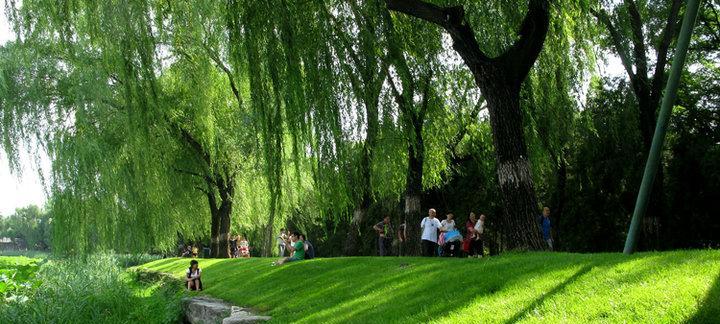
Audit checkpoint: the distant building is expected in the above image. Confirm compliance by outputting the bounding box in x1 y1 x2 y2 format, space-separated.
0 237 26 251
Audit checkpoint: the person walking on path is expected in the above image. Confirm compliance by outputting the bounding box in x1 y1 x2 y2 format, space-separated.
420 209 442 257
539 207 553 251
373 216 394 256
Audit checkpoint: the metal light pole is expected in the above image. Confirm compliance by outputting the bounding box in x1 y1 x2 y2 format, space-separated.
624 0 702 254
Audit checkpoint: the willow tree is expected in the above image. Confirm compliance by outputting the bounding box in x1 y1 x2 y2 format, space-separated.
1 1 208 253
0 0 260 256
379 5 442 255
323 1 389 255
386 0 552 249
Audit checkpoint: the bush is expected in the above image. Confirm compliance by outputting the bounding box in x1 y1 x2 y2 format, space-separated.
0 253 183 324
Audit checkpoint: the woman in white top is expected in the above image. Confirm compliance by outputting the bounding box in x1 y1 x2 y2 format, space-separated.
186 259 202 291
440 214 456 232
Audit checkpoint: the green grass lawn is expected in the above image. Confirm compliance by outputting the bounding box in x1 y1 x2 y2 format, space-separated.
139 250 720 323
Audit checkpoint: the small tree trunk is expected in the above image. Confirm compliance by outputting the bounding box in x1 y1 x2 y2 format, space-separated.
344 99 378 256
344 198 369 256
551 158 567 250
207 190 221 258
403 125 424 256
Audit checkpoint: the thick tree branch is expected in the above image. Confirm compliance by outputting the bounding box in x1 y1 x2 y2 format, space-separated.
384 63 410 117
418 71 433 122
591 7 637 82
386 0 490 69
625 0 650 88
174 167 206 179
650 0 682 103
504 0 552 83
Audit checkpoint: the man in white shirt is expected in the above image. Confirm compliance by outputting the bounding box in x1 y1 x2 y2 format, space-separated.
420 208 442 257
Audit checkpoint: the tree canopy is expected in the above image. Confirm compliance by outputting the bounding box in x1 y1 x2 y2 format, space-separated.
1 0 718 256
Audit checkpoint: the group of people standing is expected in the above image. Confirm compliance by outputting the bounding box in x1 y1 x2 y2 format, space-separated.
420 209 480 257
375 206 554 257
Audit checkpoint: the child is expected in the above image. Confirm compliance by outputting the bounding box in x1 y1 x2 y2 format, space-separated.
186 260 203 291
239 236 250 258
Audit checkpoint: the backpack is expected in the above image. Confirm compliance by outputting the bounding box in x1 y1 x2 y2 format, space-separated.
305 241 315 259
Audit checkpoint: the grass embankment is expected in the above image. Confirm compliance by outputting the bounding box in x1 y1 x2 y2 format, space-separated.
141 250 720 323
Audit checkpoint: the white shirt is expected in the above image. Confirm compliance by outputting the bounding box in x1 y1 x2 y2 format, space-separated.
440 219 456 232
474 220 484 235
186 268 201 279
420 217 442 242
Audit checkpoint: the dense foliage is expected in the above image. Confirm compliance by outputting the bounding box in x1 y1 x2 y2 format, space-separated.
0 0 718 255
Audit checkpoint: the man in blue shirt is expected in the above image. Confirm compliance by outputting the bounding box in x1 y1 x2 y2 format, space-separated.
539 207 553 250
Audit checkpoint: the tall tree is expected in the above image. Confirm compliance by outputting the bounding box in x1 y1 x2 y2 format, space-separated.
386 0 551 249
380 6 440 255
324 1 388 255
591 0 683 248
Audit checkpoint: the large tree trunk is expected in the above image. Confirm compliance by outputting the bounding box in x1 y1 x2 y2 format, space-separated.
478 68 545 250
344 197 369 256
551 157 567 250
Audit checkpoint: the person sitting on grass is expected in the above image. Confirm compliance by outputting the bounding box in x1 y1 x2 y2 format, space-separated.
186 260 203 291
273 232 304 266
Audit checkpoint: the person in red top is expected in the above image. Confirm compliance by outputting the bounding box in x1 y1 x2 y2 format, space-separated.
464 212 482 257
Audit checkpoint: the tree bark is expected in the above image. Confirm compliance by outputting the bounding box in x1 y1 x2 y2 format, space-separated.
481 71 544 250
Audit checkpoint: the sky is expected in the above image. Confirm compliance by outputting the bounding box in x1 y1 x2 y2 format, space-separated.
0 8 628 217
0 9 50 216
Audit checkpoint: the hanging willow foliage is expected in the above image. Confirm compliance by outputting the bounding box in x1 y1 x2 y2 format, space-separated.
1 0 596 255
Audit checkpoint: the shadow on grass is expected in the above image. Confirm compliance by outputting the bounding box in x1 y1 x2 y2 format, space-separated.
504 264 593 323
197 253 663 323
686 269 720 324
143 251 716 323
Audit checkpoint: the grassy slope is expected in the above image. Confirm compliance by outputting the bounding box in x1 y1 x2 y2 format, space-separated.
140 250 720 323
